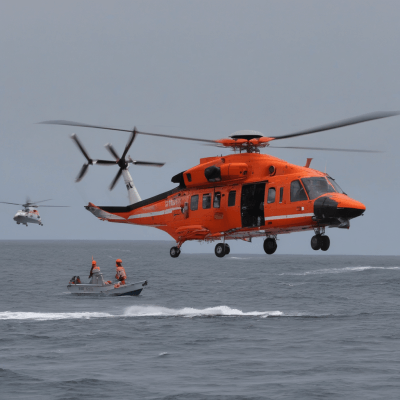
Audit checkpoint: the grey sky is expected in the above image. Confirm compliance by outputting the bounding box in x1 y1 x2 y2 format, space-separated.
1 1 400 255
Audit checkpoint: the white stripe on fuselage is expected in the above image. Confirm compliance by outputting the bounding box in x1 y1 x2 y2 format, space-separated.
128 207 181 220
265 213 314 221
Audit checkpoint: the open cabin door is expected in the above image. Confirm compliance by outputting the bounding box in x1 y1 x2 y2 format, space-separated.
241 183 266 228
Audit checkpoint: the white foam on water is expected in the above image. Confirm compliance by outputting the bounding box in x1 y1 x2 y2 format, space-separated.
0 311 113 321
123 305 283 318
0 306 284 321
279 266 400 276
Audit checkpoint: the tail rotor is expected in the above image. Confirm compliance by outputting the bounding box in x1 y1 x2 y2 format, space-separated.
71 128 165 191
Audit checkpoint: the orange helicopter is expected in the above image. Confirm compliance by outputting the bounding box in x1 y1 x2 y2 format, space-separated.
42 111 399 258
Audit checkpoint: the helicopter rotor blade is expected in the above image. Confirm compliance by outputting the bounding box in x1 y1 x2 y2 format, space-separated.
94 159 117 165
271 111 400 140
0 201 23 206
127 157 165 167
71 134 91 162
76 163 89 182
269 146 383 153
121 128 137 160
35 205 70 207
39 120 216 144
109 168 123 191
29 199 53 205
105 143 120 160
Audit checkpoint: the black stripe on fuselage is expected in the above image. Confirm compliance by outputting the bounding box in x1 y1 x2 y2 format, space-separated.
89 186 182 213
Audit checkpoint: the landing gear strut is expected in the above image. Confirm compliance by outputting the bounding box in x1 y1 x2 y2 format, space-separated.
263 237 277 255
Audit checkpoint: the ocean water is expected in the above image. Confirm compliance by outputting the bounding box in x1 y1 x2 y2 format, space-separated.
1 240 400 400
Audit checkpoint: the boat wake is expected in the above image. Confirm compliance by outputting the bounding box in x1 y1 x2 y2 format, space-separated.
0 307 343 321
123 305 283 318
0 311 113 321
0 307 284 321
279 266 400 276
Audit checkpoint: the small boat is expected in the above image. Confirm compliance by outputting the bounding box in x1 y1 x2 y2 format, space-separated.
67 273 148 296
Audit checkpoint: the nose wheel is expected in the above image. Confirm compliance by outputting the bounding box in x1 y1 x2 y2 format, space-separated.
311 234 330 251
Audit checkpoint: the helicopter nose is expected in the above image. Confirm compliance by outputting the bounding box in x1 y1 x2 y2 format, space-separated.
314 194 366 220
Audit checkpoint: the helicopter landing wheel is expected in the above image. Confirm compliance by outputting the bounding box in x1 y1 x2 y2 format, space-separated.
215 243 226 258
170 246 181 258
263 238 277 255
224 243 230 255
311 234 323 251
17 222 20 225
321 235 330 251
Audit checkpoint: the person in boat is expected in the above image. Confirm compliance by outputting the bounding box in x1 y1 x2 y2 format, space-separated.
114 259 127 288
69 276 81 284
89 260 111 285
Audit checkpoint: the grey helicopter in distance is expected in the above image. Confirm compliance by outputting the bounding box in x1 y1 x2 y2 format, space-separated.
0 198 69 227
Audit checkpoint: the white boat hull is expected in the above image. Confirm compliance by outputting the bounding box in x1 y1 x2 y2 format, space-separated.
67 280 147 296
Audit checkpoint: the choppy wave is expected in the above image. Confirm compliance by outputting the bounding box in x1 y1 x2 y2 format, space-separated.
279 266 400 276
123 305 283 318
0 311 113 321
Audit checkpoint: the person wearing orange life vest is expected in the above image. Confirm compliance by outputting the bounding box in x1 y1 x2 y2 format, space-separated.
114 259 127 288
89 260 111 285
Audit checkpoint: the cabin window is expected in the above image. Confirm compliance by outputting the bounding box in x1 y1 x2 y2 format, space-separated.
213 192 221 208
186 173 192 182
279 187 284 203
190 195 199 211
290 180 308 202
267 187 276 204
228 191 236 206
301 177 335 200
202 194 211 209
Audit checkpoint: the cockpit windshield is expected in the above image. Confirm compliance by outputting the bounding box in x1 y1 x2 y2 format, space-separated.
301 177 336 200
327 177 344 194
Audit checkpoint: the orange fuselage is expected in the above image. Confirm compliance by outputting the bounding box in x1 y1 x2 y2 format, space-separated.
86 153 365 244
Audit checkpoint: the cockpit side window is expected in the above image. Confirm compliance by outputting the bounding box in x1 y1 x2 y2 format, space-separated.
290 180 308 202
301 177 336 200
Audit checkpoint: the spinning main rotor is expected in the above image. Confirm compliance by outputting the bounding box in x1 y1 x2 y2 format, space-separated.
41 111 399 154
0 198 69 210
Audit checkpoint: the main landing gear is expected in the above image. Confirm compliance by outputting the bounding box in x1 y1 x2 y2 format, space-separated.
215 243 230 258
263 237 277 255
170 246 181 258
311 228 330 251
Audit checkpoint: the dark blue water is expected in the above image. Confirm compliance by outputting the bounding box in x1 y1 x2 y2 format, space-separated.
1 241 400 399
